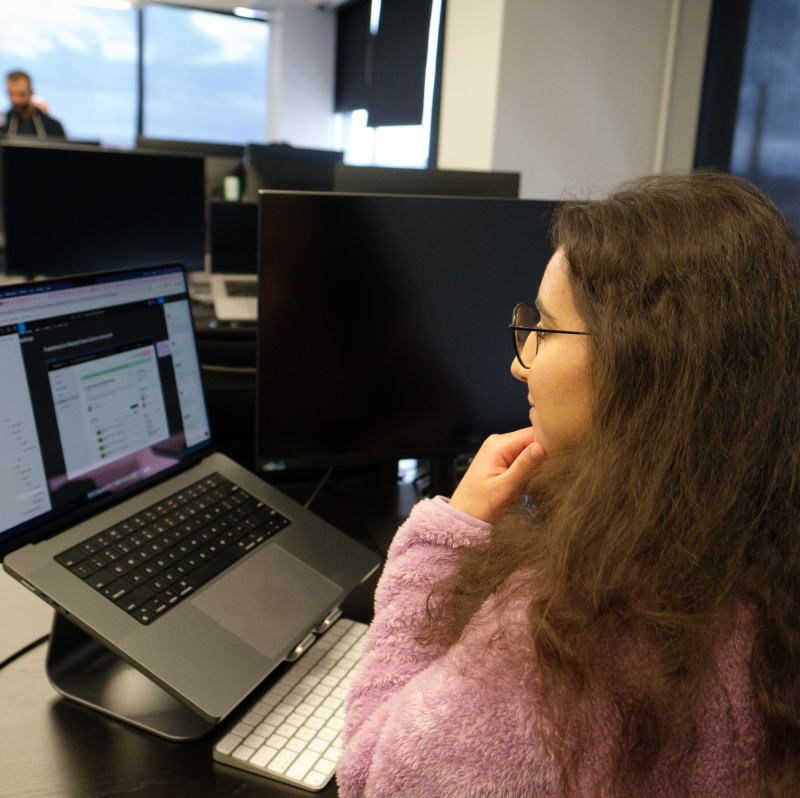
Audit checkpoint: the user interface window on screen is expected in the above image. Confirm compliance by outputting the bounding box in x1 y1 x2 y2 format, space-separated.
0 269 211 548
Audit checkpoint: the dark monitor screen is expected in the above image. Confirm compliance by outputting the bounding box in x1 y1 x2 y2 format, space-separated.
332 164 520 198
210 202 258 274
255 191 559 471
1 143 206 276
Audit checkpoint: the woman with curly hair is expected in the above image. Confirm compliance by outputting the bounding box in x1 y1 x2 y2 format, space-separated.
338 171 800 797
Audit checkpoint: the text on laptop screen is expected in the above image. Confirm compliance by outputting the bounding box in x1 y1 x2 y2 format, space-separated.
0 266 212 552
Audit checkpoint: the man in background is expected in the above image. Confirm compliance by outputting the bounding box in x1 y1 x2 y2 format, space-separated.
0 70 66 139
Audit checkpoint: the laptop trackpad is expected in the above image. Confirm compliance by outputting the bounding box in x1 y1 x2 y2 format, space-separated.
191 544 342 660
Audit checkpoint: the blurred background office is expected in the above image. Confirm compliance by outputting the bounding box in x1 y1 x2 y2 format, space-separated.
0 0 791 218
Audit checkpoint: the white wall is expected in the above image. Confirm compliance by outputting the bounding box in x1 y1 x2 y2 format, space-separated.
437 0 507 171
266 5 337 149
439 0 712 198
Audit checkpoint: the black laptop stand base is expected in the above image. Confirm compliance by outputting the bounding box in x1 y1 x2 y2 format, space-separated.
45 612 217 741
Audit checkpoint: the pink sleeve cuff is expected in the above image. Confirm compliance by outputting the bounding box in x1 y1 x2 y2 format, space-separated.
431 495 492 531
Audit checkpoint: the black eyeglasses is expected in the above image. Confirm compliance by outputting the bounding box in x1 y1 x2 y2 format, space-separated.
510 302 589 368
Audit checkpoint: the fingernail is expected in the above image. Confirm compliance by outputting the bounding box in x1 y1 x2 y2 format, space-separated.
531 442 545 457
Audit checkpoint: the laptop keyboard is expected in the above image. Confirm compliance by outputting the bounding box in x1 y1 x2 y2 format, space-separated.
214 618 368 791
224 279 258 297
54 472 290 624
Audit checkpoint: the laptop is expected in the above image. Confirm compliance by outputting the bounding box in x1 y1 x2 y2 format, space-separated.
1 264 380 737
208 202 259 322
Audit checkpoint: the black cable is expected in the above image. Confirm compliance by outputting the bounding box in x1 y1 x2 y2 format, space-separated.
0 634 50 673
304 466 335 509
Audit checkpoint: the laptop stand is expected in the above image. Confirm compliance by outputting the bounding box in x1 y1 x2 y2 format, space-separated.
45 612 217 741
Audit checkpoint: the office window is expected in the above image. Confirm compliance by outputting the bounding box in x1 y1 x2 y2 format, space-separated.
0 1 137 147
729 0 800 229
143 4 268 145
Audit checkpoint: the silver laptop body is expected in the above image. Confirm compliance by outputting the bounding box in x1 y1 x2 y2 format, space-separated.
1 265 379 734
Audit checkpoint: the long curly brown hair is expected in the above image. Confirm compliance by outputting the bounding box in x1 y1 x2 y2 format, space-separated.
420 171 800 796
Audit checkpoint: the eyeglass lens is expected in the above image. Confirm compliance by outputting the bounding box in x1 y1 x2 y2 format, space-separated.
513 303 540 367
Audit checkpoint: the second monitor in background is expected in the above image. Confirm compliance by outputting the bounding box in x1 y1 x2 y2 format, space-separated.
1 142 206 277
332 164 520 198
208 202 259 322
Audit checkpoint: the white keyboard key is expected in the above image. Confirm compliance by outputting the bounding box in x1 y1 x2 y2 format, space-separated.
215 733 242 755
286 750 322 781
254 722 277 737
243 734 266 749
331 736 343 750
317 727 338 742
329 666 348 679
304 716 325 731
252 701 273 715
323 747 342 764
321 675 340 688
304 771 328 787
305 693 325 708
280 672 301 686
265 733 288 749
264 711 285 726
312 684 332 697
291 684 313 698
286 712 305 727
273 702 293 716
270 683 291 697
322 696 342 710
308 737 329 754
334 707 346 720
241 712 263 726
232 744 256 761
315 757 336 775
327 716 345 731
231 722 254 737
331 687 349 700
286 737 307 753
276 723 297 738
295 703 314 717
295 726 316 741
313 706 335 720
250 746 279 769
300 674 321 688
266 749 297 775
308 666 328 678
283 693 302 707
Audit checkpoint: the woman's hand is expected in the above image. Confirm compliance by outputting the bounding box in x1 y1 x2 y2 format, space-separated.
449 428 546 524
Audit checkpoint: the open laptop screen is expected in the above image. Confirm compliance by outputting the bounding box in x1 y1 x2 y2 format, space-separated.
0 265 212 556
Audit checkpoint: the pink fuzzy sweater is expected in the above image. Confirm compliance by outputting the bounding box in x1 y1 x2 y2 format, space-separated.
337 497 764 798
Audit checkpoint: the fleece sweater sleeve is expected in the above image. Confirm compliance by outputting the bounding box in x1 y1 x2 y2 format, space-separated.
337 497 490 797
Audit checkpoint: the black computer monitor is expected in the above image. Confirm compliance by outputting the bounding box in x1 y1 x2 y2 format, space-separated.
332 164 521 198
0 142 206 276
209 202 258 274
255 191 560 472
242 144 345 201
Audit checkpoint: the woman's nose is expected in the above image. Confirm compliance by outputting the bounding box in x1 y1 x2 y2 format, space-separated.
510 356 528 383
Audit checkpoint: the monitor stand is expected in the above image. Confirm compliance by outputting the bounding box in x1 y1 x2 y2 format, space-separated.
45 612 216 741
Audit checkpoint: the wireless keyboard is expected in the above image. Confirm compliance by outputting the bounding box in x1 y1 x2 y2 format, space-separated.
214 618 368 791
